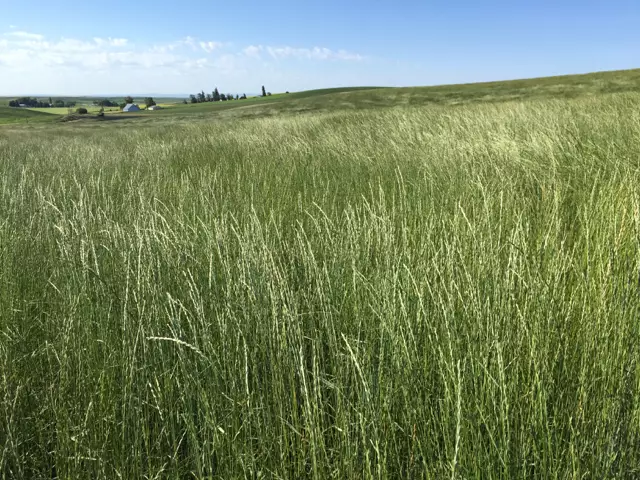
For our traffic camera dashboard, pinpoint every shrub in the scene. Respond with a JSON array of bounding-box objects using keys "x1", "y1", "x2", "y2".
[{"x1": 76, "y1": 107, "x2": 88, "y2": 115}]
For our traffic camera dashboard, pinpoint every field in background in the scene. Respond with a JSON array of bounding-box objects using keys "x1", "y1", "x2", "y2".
[
  {"x1": 1, "y1": 69, "x2": 640, "y2": 126},
  {"x1": 2, "y1": 70, "x2": 640, "y2": 478},
  {"x1": 28, "y1": 106, "x2": 121, "y2": 115},
  {"x1": 0, "y1": 106, "x2": 60, "y2": 125}
]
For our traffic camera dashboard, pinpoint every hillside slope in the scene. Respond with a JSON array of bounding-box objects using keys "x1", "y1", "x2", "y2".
[
  {"x1": 0, "y1": 106, "x2": 59, "y2": 125},
  {"x1": 143, "y1": 68, "x2": 640, "y2": 122}
]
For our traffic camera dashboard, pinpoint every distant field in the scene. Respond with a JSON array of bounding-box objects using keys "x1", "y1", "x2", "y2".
[
  {"x1": 107, "y1": 69, "x2": 640, "y2": 122},
  {"x1": 0, "y1": 106, "x2": 59, "y2": 125},
  {"x1": 0, "y1": 96, "x2": 187, "y2": 107},
  {"x1": 2, "y1": 68, "x2": 640, "y2": 478},
  {"x1": 27, "y1": 106, "x2": 121, "y2": 115},
  {"x1": 4, "y1": 69, "x2": 639, "y2": 125}
]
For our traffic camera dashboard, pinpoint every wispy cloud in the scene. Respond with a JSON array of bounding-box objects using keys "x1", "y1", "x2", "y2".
[
  {"x1": 182, "y1": 36, "x2": 197, "y2": 50},
  {"x1": 0, "y1": 30, "x2": 368, "y2": 93},
  {"x1": 243, "y1": 45, "x2": 264, "y2": 58},
  {"x1": 243, "y1": 44, "x2": 363, "y2": 61},
  {"x1": 0, "y1": 30, "x2": 364, "y2": 73},
  {"x1": 94, "y1": 37, "x2": 128, "y2": 47},
  {"x1": 200, "y1": 41, "x2": 224, "y2": 53},
  {"x1": 5, "y1": 31, "x2": 44, "y2": 40}
]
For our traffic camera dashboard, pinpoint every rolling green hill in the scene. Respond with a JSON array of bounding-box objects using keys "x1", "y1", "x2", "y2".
[
  {"x1": 135, "y1": 68, "x2": 640, "y2": 122},
  {"x1": 0, "y1": 106, "x2": 59, "y2": 125},
  {"x1": 4, "y1": 69, "x2": 639, "y2": 126}
]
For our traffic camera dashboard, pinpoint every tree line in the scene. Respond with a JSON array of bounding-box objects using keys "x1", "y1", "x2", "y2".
[
  {"x1": 8, "y1": 97, "x2": 76, "y2": 108},
  {"x1": 93, "y1": 97, "x2": 157, "y2": 110},
  {"x1": 187, "y1": 88, "x2": 249, "y2": 104},
  {"x1": 185, "y1": 85, "x2": 277, "y2": 104}
]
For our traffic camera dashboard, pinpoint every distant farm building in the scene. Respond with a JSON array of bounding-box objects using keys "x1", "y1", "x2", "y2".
[
  {"x1": 122, "y1": 103, "x2": 140, "y2": 112},
  {"x1": 148, "y1": 105, "x2": 161, "y2": 111}
]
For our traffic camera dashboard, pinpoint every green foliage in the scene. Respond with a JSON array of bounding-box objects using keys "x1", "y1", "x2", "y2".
[
  {"x1": 144, "y1": 97, "x2": 156, "y2": 108},
  {"x1": 8, "y1": 97, "x2": 51, "y2": 108},
  {"x1": 262, "y1": 85, "x2": 267, "y2": 97},
  {"x1": 124, "y1": 96, "x2": 134, "y2": 104},
  {"x1": 75, "y1": 107, "x2": 88, "y2": 114}
]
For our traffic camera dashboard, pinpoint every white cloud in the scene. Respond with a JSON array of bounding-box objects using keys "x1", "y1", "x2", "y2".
[
  {"x1": 245, "y1": 44, "x2": 363, "y2": 62},
  {"x1": 243, "y1": 45, "x2": 263, "y2": 58},
  {"x1": 5, "y1": 31, "x2": 44, "y2": 40},
  {"x1": 0, "y1": 30, "x2": 368, "y2": 94},
  {"x1": 182, "y1": 36, "x2": 197, "y2": 50},
  {"x1": 94, "y1": 37, "x2": 128, "y2": 47},
  {"x1": 200, "y1": 41, "x2": 223, "y2": 53}
]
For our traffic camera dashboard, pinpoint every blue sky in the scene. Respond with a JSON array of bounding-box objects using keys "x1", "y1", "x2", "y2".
[{"x1": 1, "y1": 0, "x2": 639, "y2": 95}]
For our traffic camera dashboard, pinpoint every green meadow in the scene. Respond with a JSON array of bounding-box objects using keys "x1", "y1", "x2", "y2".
[{"x1": 2, "y1": 69, "x2": 640, "y2": 478}]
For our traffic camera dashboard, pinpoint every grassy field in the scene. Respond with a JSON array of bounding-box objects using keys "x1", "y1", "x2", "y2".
[
  {"x1": 28, "y1": 106, "x2": 123, "y2": 115},
  {"x1": 0, "y1": 106, "x2": 60, "y2": 125},
  {"x1": 2, "y1": 70, "x2": 640, "y2": 478},
  {"x1": 0, "y1": 96, "x2": 188, "y2": 107}
]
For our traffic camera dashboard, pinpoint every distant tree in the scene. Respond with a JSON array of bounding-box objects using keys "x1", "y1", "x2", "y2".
[
  {"x1": 226, "y1": 93, "x2": 233, "y2": 101},
  {"x1": 144, "y1": 97, "x2": 156, "y2": 108},
  {"x1": 54, "y1": 100, "x2": 65, "y2": 108},
  {"x1": 286, "y1": 91, "x2": 289, "y2": 94},
  {"x1": 261, "y1": 85, "x2": 267, "y2": 97},
  {"x1": 190, "y1": 94, "x2": 198, "y2": 104},
  {"x1": 97, "y1": 106, "x2": 105, "y2": 117},
  {"x1": 11, "y1": 97, "x2": 41, "y2": 107},
  {"x1": 124, "y1": 96, "x2": 134, "y2": 104},
  {"x1": 197, "y1": 91, "x2": 206, "y2": 103},
  {"x1": 220, "y1": 93, "x2": 227, "y2": 101},
  {"x1": 235, "y1": 94, "x2": 239, "y2": 100},
  {"x1": 267, "y1": 92, "x2": 272, "y2": 96},
  {"x1": 240, "y1": 93, "x2": 247, "y2": 99},
  {"x1": 206, "y1": 93, "x2": 212, "y2": 102},
  {"x1": 48, "y1": 97, "x2": 53, "y2": 105},
  {"x1": 65, "y1": 101, "x2": 76, "y2": 108},
  {"x1": 183, "y1": 99, "x2": 188, "y2": 104},
  {"x1": 76, "y1": 107, "x2": 88, "y2": 114},
  {"x1": 119, "y1": 102, "x2": 126, "y2": 110},
  {"x1": 8, "y1": 100, "x2": 17, "y2": 107},
  {"x1": 213, "y1": 88, "x2": 220, "y2": 102}
]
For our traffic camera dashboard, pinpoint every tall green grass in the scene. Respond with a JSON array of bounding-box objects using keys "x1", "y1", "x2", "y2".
[{"x1": 2, "y1": 94, "x2": 640, "y2": 478}]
